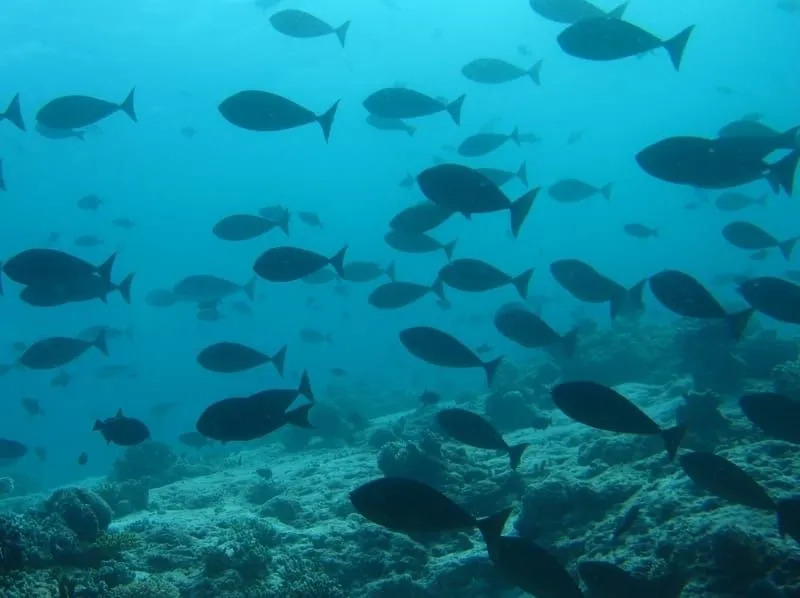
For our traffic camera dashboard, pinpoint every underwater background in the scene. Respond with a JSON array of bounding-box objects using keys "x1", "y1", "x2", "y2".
[{"x1": 1, "y1": 0, "x2": 800, "y2": 596}]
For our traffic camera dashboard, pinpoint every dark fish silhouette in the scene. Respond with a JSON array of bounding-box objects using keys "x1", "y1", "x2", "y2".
[
  {"x1": 36, "y1": 89, "x2": 136, "y2": 129},
  {"x1": 369, "y1": 279, "x2": 445, "y2": 309},
  {"x1": 419, "y1": 390, "x2": 441, "y2": 406},
  {"x1": 437, "y1": 408, "x2": 529, "y2": 469},
  {"x1": 777, "y1": 498, "x2": 800, "y2": 546},
  {"x1": 550, "y1": 259, "x2": 645, "y2": 319},
  {"x1": 551, "y1": 381, "x2": 685, "y2": 460},
  {"x1": 269, "y1": 9, "x2": 350, "y2": 47},
  {"x1": 50, "y1": 370, "x2": 71, "y2": 388},
  {"x1": 384, "y1": 230, "x2": 456, "y2": 260},
  {"x1": 218, "y1": 90, "x2": 339, "y2": 142},
  {"x1": 722, "y1": 222, "x2": 797, "y2": 260},
  {"x1": 739, "y1": 393, "x2": 800, "y2": 443},
  {"x1": 530, "y1": 0, "x2": 627, "y2": 24},
  {"x1": 0, "y1": 438, "x2": 27, "y2": 460},
  {"x1": 462, "y1": 58, "x2": 542, "y2": 85},
  {"x1": 253, "y1": 246, "x2": 346, "y2": 282},
  {"x1": 389, "y1": 201, "x2": 453, "y2": 233},
  {"x1": 20, "y1": 331, "x2": 108, "y2": 370},
  {"x1": 578, "y1": 561, "x2": 686, "y2": 598},
  {"x1": 302, "y1": 269, "x2": 339, "y2": 284},
  {"x1": 77, "y1": 194, "x2": 103, "y2": 210},
  {"x1": 548, "y1": 179, "x2": 611, "y2": 202},
  {"x1": 679, "y1": 451, "x2": 775, "y2": 511},
  {"x1": 173, "y1": 275, "x2": 255, "y2": 304},
  {"x1": 0, "y1": 93, "x2": 25, "y2": 131},
  {"x1": 145, "y1": 289, "x2": 177, "y2": 307},
  {"x1": 417, "y1": 164, "x2": 538, "y2": 238},
  {"x1": 342, "y1": 261, "x2": 395, "y2": 283},
  {"x1": 300, "y1": 329, "x2": 332, "y2": 344},
  {"x1": 494, "y1": 303, "x2": 578, "y2": 356},
  {"x1": 558, "y1": 18, "x2": 694, "y2": 70},
  {"x1": 213, "y1": 213, "x2": 289, "y2": 241},
  {"x1": 739, "y1": 276, "x2": 800, "y2": 325},
  {"x1": 36, "y1": 122, "x2": 84, "y2": 140},
  {"x1": 438, "y1": 258, "x2": 533, "y2": 298},
  {"x1": 93, "y1": 408, "x2": 150, "y2": 446},
  {"x1": 197, "y1": 342, "x2": 287, "y2": 375},
  {"x1": 298, "y1": 211, "x2": 323, "y2": 228},
  {"x1": 19, "y1": 272, "x2": 133, "y2": 307},
  {"x1": 623, "y1": 223, "x2": 658, "y2": 238},
  {"x1": 458, "y1": 128, "x2": 519, "y2": 157},
  {"x1": 649, "y1": 270, "x2": 753, "y2": 339},
  {"x1": 399, "y1": 326, "x2": 503, "y2": 386},
  {"x1": 363, "y1": 88, "x2": 465, "y2": 125},
  {"x1": 477, "y1": 162, "x2": 528, "y2": 187},
  {"x1": 78, "y1": 452, "x2": 88, "y2": 465}
]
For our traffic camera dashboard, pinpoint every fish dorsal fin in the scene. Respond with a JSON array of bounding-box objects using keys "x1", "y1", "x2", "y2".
[{"x1": 115, "y1": 408, "x2": 124, "y2": 417}]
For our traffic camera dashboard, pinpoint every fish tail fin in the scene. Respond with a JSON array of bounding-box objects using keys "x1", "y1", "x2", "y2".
[
  {"x1": 277, "y1": 207, "x2": 290, "y2": 236},
  {"x1": 627, "y1": 278, "x2": 647, "y2": 312},
  {"x1": 517, "y1": 161, "x2": 528, "y2": 186},
  {"x1": 386, "y1": 261, "x2": 396, "y2": 282},
  {"x1": 298, "y1": 370, "x2": 314, "y2": 401},
  {"x1": 476, "y1": 507, "x2": 512, "y2": 544},
  {"x1": 528, "y1": 60, "x2": 543, "y2": 85},
  {"x1": 765, "y1": 150, "x2": 799, "y2": 196},
  {"x1": 512, "y1": 268, "x2": 534, "y2": 299},
  {"x1": 777, "y1": 125, "x2": 800, "y2": 150},
  {"x1": 510, "y1": 126, "x2": 520, "y2": 146},
  {"x1": 3, "y1": 93, "x2": 25, "y2": 131},
  {"x1": 285, "y1": 403, "x2": 313, "y2": 429},
  {"x1": 117, "y1": 273, "x2": 134, "y2": 304},
  {"x1": 442, "y1": 239, "x2": 457, "y2": 261},
  {"x1": 779, "y1": 237, "x2": 798, "y2": 260},
  {"x1": 725, "y1": 307, "x2": 754, "y2": 340},
  {"x1": 93, "y1": 329, "x2": 109, "y2": 356},
  {"x1": 97, "y1": 252, "x2": 117, "y2": 285},
  {"x1": 445, "y1": 94, "x2": 466, "y2": 125},
  {"x1": 335, "y1": 20, "x2": 351, "y2": 47},
  {"x1": 510, "y1": 187, "x2": 538, "y2": 238},
  {"x1": 119, "y1": 87, "x2": 137, "y2": 122},
  {"x1": 430, "y1": 277, "x2": 446, "y2": 300},
  {"x1": 508, "y1": 443, "x2": 530, "y2": 470},
  {"x1": 483, "y1": 356, "x2": 504, "y2": 386},
  {"x1": 661, "y1": 424, "x2": 686, "y2": 461},
  {"x1": 92, "y1": 419, "x2": 104, "y2": 431},
  {"x1": 607, "y1": 2, "x2": 628, "y2": 18},
  {"x1": 662, "y1": 25, "x2": 694, "y2": 71},
  {"x1": 329, "y1": 245, "x2": 348, "y2": 277},
  {"x1": 317, "y1": 100, "x2": 340, "y2": 142},
  {"x1": 242, "y1": 276, "x2": 256, "y2": 301},
  {"x1": 271, "y1": 345, "x2": 287, "y2": 377},
  {"x1": 599, "y1": 182, "x2": 613, "y2": 200},
  {"x1": 561, "y1": 327, "x2": 579, "y2": 358}
]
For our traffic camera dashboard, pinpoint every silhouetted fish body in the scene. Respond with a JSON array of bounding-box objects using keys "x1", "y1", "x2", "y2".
[
  {"x1": 739, "y1": 393, "x2": 800, "y2": 443},
  {"x1": 94, "y1": 409, "x2": 150, "y2": 446},
  {"x1": 197, "y1": 342, "x2": 286, "y2": 375},
  {"x1": 722, "y1": 222, "x2": 796, "y2": 259},
  {"x1": 0, "y1": 438, "x2": 27, "y2": 460},
  {"x1": 679, "y1": 451, "x2": 775, "y2": 511},
  {"x1": 530, "y1": 0, "x2": 626, "y2": 24},
  {"x1": 437, "y1": 408, "x2": 529, "y2": 469},
  {"x1": 550, "y1": 259, "x2": 644, "y2": 319},
  {"x1": 36, "y1": 89, "x2": 136, "y2": 129},
  {"x1": 20, "y1": 331, "x2": 108, "y2": 370},
  {"x1": 384, "y1": 230, "x2": 456, "y2": 259},
  {"x1": 438, "y1": 258, "x2": 533, "y2": 298},
  {"x1": 363, "y1": 88, "x2": 465, "y2": 124},
  {"x1": 213, "y1": 213, "x2": 288, "y2": 241},
  {"x1": 494, "y1": 303, "x2": 578, "y2": 356},
  {"x1": 253, "y1": 246, "x2": 346, "y2": 282},
  {"x1": 389, "y1": 201, "x2": 453, "y2": 233},
  {"x1": 739, "y1": 276, "x2": 800, "y2": 325},
  {"x1": 369, "y1": 280, "x2": 444, "y2": 309},
  {"x1": 269, "y1": 9, "x2": 350, "y2": 46},
  {"x1": 462, "y1": 59, "x2": 542, "y2": 84}
]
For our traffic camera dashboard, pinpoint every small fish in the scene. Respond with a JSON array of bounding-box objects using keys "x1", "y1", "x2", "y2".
[
  {"x1": 419, "y1": 390, "x2": 441, "y2": 406},
  {"x1": 197, "y1": 308, "x2": 223, "y2": 322},
  {"x1": 50, "y1": 370, "x2": 71, "y2": 387},
  {"x1": 150, "y1": 400, "x2": 180, "y2": 419},
  {"x1": 739, "y1": 276, "x2": 800, "y2": 325},
  {"x1": 21, "y1": 397, "x2": 44, "y2": 416},
  {"x1": 77, "y1": 452, "x2": 88, "y2": 465},
  {"x1": 384, "y1": 230, "x2": 456, "y2": 260},
  {"x1": 722, "y1": 222, "x2": 797, "y2": 260},
  {"x1": 461, "y1": 58, "x2": 542, "y2": 85},
  {"x1": 112, "y1": 217, "x2": 136, "y2": 229},
  {"x1": 550, "y1": 259, "x2": 645, "y2": 319},
  {"x1": 93, "y1": 408, "x2": 151, "y2": 446},
  {"x1": 623, "y1": 223, "x2": 659, "y2": 238},
  {"x1": 362, "y1": 88, "x2": 465, "y2": 125},
  {"x1": 34, "y1": 447, "x2": 47, "y2": 461},
  {"x1": 437, "y1": 408, "x2": 529, "y2": 469},
  {"x1": 231, "y1": 301, "x2": 253, "y2": 316},
  {"x1": 180, "y1": 125, "x2": 197, "y2": 138},
  {"x1": 342, "y1": 261, "x2": 395, "y2": 283},
  {"x1": 173, "y1": 274, "x2": 255, "y2": 304},
  {"x1": 458, "y1": 128, "x2": 520, "y2": 157},
  {"x1": 369, "y1": 280, "x2": 446, "y2": 309},
  {"x1": 398, "y1": 173, "x2": 416, "y2": 189},
  {"x1": 178, "y1": 431, "x2": 212, "y2": 449},
  {"x1": 35, "y1": 122, "x2": 85, "y2": 140},
  {"x1": 365, "y1": 114, "x2": 415, "y2": 136},
  {"x1": 0, "y1": 438, "x2": 27, "y2": 460},
  {"x1": 390, "y1": 200, "x2": 453, "y2": 234},
  {"x1": 253, "y1": 246, "x2": 346, "y2": 282},
  {"x1": 213, "y1": 213, "x2": 289, "y2": 241},
  {"x1": 494, "y1": 303, "x2": 578, "y2": 356},
  {"x1": 715, "y1": 192, "x2": 767, "y2": 211},
  {"x1": 74, "y1": 234, "x2": 104, "y2": 247},
  {"x1": 36, "y1": 89, "x2": 136, "y2": 129},
  {"x1": 438, "y1": 258, "x2": 533, "y2": 298},
  {"x1": 269, "y1": 9, "x2": 350, "y2": 47},
  {"x1": 548, "y1": 179, "x2": 612, "y2": 202},
  {"x1": 77, "y1": 194, "x2": 103, "y2": 210},
  {"x1": 298, "y1": 211, "x2": 323, "y2": 228},
  {"x1": 20, "y1": 331, "x2": 108, "y2": 370},
  {"x1": 680, "y1": 451, "x2": 775, "y2": 511},
  {"x1": 330, "y1": 367, "x2": 347, "y2": 377},
  {"x1": 474, "y1": 343, "x2": 493, "y2": 354},
  {"x1": 476, "y1": 162, "x2": 528, "y2": 187}
]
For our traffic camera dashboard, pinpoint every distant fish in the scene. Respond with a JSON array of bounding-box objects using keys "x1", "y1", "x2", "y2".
[
  {"x1": 679, "y1": 451, "x2": 775, "y2": 510},
  {"x1": 77, "y1": 194, "x2": 103, "y2": 210},
  {"x1": 438, "y1": 258, "x2": 533, "y2": 298},
  {"x1": 93, "y1": 408, "x2": 150, "y2": 446},
  {"x1": 197, "y1": 342, "x2": 287, "y2": 375},
  {"x1": 494, "y1": 303, "x2": 578, "y2": 356},
  {"x1": 738, "y1": 276, "x2": 800, "y2": 325},
  {"x1": 714, "y1": 192, "x2": 767, "y2": 211},
  {"x1": 74, "y1": 234, "x2": 104, "y2": 247},
  {"x1": 298, "y1": 211, "x2": 323, "y2": 229},
  {"x1": 112, "y1": 217, "x2": 136, "y2": 229},
  {"x1": 417, "y1": 164, "x2": 538, "y2": 238},
  {"x1": 231, "y1": 300, "x2": 253, "y2": 316},
  {"x1": 623, "y1": 223, "x2": 659, "y2": 238},
  {"x1": 557, "y1": 18, "x2": 694, "y2": 70},
  {"x1": 718, "y1": 119, "x2": 781, "y2": 139},
  {"x1": 78, "y1": 452, "x2": 88, "y2": 465},
  {"x1": 550, "y1": 259, "x2": 645, "y2": 319},
  {"x1": 173, "y1": 274, "x2": 255, "y2": 304},
  {"x1": 145, "y1": 289, "x2": 177, "y2": 307},
  {"x1": 648, "y1": 270, "x2": 753, "y2": 339},
  {"x1": 476, "y1": 162, "x2": 528, "y2": 187},
  {"x1": 548, "y1": 179, "x2": 611, "y2": 202},
  {"x1": 398, "y1": 173, "x2": 416, "y2": 189},
  {"x1": 21, "y1": 397, "x2": 43, "y2": 417},
  {"x1": 419, "y1": 390, "x2": 441, "y2": 406},
  {"x1": 149, "y1": 400, "x2": 180, "y2": 419},
  {"x1": 399, "y1": 326, "x2": 503, "y2": 386},
  {"x1": 36, "y1": 89, "x2": 136, "y2": 129},
  {"x1": 390, "y1": 201, "x2": 454, "y2": 234},
  {"x1": 269, "y1": 9, "x2": 350, "y2": 47},
  {"x1": 253, "y1": 246, "x2": 346, "y2": 282},
  {"x1": 721, "y1": 222, "x2": 797, "y2": 260},
  {"x1": 529, "y1": 0, "x2": 627, "y2": 24},
  {"x1": 462, "y1": 58, "x2": 542, "y2": 85},
  {"x1": 330, "y1": 367, "x2": 347, "y2": 377},
  {"x1": 180, "y1": 125, "x2": 197, "y2": 138},
  {"x1": 95, "y1": 364, "x2": 138, "y2": 379},
  {"x1": 363, "y1": 88, "x2": 465, "y2": 125},
  {"x1": 551, "y1": 381, "x2": 685, "y2": 460},
  {"x1": 218, "y1": 90, "x2": 339, "y2": 142},
  {"x1": 213, "y1": 213, "x2": 289, "y2": 241},
  {"x1": 50, "y1": 370, "x2": 71, "y2": 388},
  {"x1": 437, "y1": 408, "x2": 529, "y2": 469},
  {"x1": 0, "y1": 93, "x2": 25, "y2": 131},
  {"x1": 474, "y1": 343, "x2": 493, "y2": 355},
  {"x1": 302, "y1": 269, "x2": 339, "y2": 285},
  {"x1": 458, "y1": 128, "x2": 520, "y2": 157},
  {"x1": 567, "y1": 129, "x2": 585, "y2": 145},
  {"x1": 369, "y1": 279, "x2": 445, "y2": 309},
  {"x1": 0, "y1": 438, "x2": 27, "y2": 461},
  {"x1": 365, "y1": 114, "x2": 416, "y2": 136},
  {"x1": 300, "y1": 329, "x2": 332, "y2": 344},
  {"x1": 384, "y1": 231, "x2": 456, "y2": 261},
  {"x1": 19, "y1": 331, "x2": 108, "y2": 370},
  {"x1": 342, "y1": 261, "x2": 395, "y2": 283}
]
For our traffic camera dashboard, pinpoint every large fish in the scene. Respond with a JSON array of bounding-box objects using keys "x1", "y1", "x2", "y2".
[
  {"x1": 679, "y1": 451, "x2": 775, "y2": 511},
  {"x1": 438, "y1": 258, "x2": 533, "y2": 298},
  {"x1": 384, "y1": 230, "x2": 456, "y2": 260},
  {"x1": 197, "y1": 342, "x2": 287, "y2": 375},
  {"x1": 0, "y1": 93, "x2": 25, "y2": 131},
  {"x1": 362, "y1": 88, "x2": 465, "y2": 125},
  {"x1": 457, "y1": 128, "x2": 520, "y2": 157},
  {"x1": 0, "y1": 438, "x2": 27, "y2": 461},
  {"x1": 436, "y1": 408, "x2": 529, "y2": 469},
  {"x1": 739, "y1": 393, "x2": 800, "y2": 444},
  {"x1": 213, "y1": 213, "x2": 289, "y2": 241},
  {"x1": 94, "y1": 409, "x2": 150, "y2": 446},
  {"x1": 253, "y1": 246, "x2": 346, "y2": 282},
  {"x1": 36, "y1": 89, "x2": 136, "y2": 129},
  {"x1": 2, "y1": 249, "x2": 116, "y2": 291},
  {"x1": 721, "y1": 222, "x2": 797, "y2": 260},
  {"x1": 738, "y1": 276, "x2": 800, "y2": 325},
  {"x1": 389, "y1": 201, "x2": 453, "y2": 234},
  {"x1": 172, "y1": 274, "x2": 255, "y2": 304}
]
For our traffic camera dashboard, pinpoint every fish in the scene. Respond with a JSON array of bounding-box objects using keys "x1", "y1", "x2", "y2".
[
  {"x1": 145, "y1": 289, "x2": 177, "y2": 307},
  {"x1": 623, "y1": 223, "x2": 659, "y2": 238},
  {"x1": 578, "y1": 561, "x2": 686, "y2": 598},
  {"x1": 718, "y1": 119, "x2": 782, "y2": 139},
  {"x1": 218, "y1": 90, "x2": 339, "y2": 142},
  {"x1": 35, "y1": 447, "x2": 47, "y2": 461},
  {"x1": 461, "y1": 58, "x2": 542, "y2": 85},
  {"x1": 389, "y1": 201, "x2": 453, "y2": 234},
  {"x1": 649, "y1": 270, "x2": 754, "y2": 339},
  {"x1": 2, "y1": 249, "x2": 116, "y2": 290},
  {"x1": 476, "y1": 162, "x2": 528, "y2": 187},
  {"x1": 550, "y1": 259, "x2": 645, "y2": 319},
  {"x1": 21, "y1": 397, "x2": 43, "y2": 417},
  {"x1": 419, "y1": 390, "x2": 441, "y2": 406},
  {"x1": 529, "y1": 0, "x2": 627, "y2": 24},
  {"x1": 486, "y1": 535, "x2": 584, "y2": 598},
  {"x1": 437, "y1": 408, "x2": 529, "y2": 469},
  {"x1": 362, "y1": 88, "x2": 465, "y2": 125},
  {"x1": 196, "y1": 372, "x2": 314, "y2": 442},
  {"x1": 679, "y1": 451, "x2": 775, "y2": 511},
  {"x1": 342, "y1": 261, "x2": 395, "y2": 283},
  {"x1": 548, "y1": 179, "x2": 612, "y2": 202},
  {"x1": 739, "y1": 276, "x2": 800, "y2": 325},
  {"x1": 172, "y1": 275, "x2": 255, "y2": 304},
  {"x1": 739, "y1": 393, "x2": 800, "y2": 443},
  {"x1": 330, "y1": 367, "x2": 347, "y2": 377},
  {"x1": 365, "y1": 114, "x2": 415, "y2": 136},
  {"x1": 715, "y1": 192, "x2": 768, "y2": 211},
  {"x1": 0, "y1": 438, "x2": 27, "y2": 460},
  {"x1": 149, "y1": 401, "x2": 180, "y2": 419},
  {"x1": 721, "y1": 222, "x2": 797, "y2": 260},
  {"x1": 78, "y1": 452, "x2": 88, "y2": 465},
  {"x1": 557, "y1": 18, "x2": 694, "y2": 70},
  {"x1": 77, "y1": 194, "x2": 103, "y2": 210},
  {"x1": 417, "y1": 164, "x2": 538, "y2": 238},
  {"x1": 349, "y1": 477, "x2": 511, "y2": 537},
  {"x1": 567, "y1": 129, "x2": 586, "y2": 145},
  {"x1": 269, "y1": 9, "x2": 350, "y2": 47},
  {"x1": 35, "y1": 122, "x2": 85, "y2": 140},
  {"x1": 438, "y1": 259, "x2": 533, "y2": 299},
  {"x1": 0, "y1": 93, "x2": 25, "y2": 131},
  {"x1": 368, "y1": 279, "x2": 445, "y2": 309},
  {"x1": 551, "y1": 381, "x2": 685, "y2": 460},
  {"x1": 112, "y1": 217, "x2": 136, "y2": 229},
  {"x1": 93, "y1": 408, "x2": 151, "y2": 446},
  {"x1": 179, "y1": 431, "x2": 213, "y2": 449},
  {"x1": 197, "y1": 342, "x2": 287, "y2": 375},
  {"x1": 19, "y1": 272, "x2": 134, "y2": 306},
  {"x1": 298, "y1": 211, "x2": 323, "y2": 228},
  {"x1": 74, "y1": 234, "x2": 103, "y2": 247},
  {"x1": 474, "y1": 343, "x2": 493, "y2": 354},
  {"x1": 213, "y1": 212, "x2": 289, "y2": 241},
  {"x1": 253, "y1": 246, "x2": 346, "y2": 282},
  {"x1": 50, "y1": 370, "x2": 71, "y2": 388},
  {"x1": 494, "y1": 303, "x2": 578, "y2": 356},
  {"x1": 300, "y1": 329, "x2": 332, "y2": 344},
  {"x1": 180, "y1": 125, "x2": 197, "y2": 138},
  {"x1": 36, "y1": 89, "x2": 136, "y2": 129},
  {"x1": 384, "y1": 230, "x2": 456, "y2": 260},
  {"x1": 399, "y1": 326, "x2": 504, "y2": 386},
  {"x1": 19, "y1": 330, "x2": 108, "y2": 370},
  {"x1": 457, "y1": 128, "x2": 520, "y2": 157}
]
